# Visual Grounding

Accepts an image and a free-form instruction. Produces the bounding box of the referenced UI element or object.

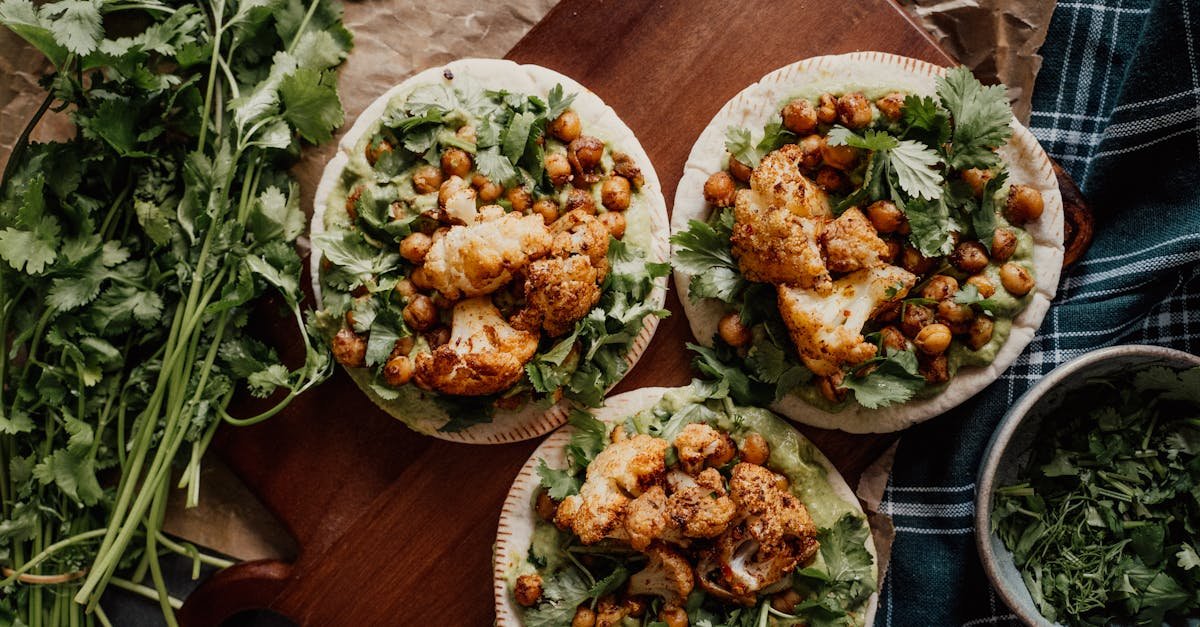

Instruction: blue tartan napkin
[879,0,1200,624]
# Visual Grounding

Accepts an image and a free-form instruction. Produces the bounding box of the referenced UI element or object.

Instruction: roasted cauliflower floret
[422,208,551,299]
[667,470,738,539]
[627,544,695,608]
[550,208,610,269]
[412,296,538,395]
[625,485,670,551]
[750,144,833,218]
[731,191,831,293]
[437,175,477,224]
[777,263,916,375]
[555,434,668,544]
[728,463,817,554]
[820,206,889,273]
[674,423,736,475]
[511,255,601,337]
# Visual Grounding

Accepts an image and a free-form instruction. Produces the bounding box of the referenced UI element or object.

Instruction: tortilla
[492,386,880,626]
[312,59,670,444]
[671,52,1064,434]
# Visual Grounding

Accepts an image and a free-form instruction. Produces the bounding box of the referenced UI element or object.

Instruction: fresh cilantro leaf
[0,0,69,67]
[78,99,151,157]
[545,84,575,121]
[953,283,1000,317]
[724,127,759,167]
[566,410,606,470]
[32,449,104,506]
[248,185,304,243]
[588,565,629,598]
[280,67,345,144]
[524,568,590,627]
[39,0,102,56]
[536,458,581,500]
[826,126,898,151]
[900,94,950,145]
[902,196,955,256]
[246,364,291,398]
[671,209,746,303]
[689,342,772,406]
[475,145,519,187]
[829,126,943,200]
[937,66,1013,170]
[796,513,877,618]
[972,169,1008,249]
[435,394,497,432]
[744,339,810,401]
[839,349,925,408]
[502,110,538,163]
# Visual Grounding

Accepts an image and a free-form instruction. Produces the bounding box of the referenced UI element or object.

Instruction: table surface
[181,1,955,625]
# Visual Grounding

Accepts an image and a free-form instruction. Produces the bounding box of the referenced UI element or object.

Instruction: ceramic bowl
[975,344,1200,625]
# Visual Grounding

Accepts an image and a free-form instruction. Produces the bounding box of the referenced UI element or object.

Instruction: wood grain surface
[179,1,1019,625]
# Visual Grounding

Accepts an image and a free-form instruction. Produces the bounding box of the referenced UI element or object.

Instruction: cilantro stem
[0,529,106,586]
[145,480,179,626]
[107,576,183,610]
[197,0,226,152]
[286,0,322,54]
[154,531,234,570]
[0,87,55,190]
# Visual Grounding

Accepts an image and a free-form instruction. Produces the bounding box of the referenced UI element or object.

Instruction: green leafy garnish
[838,349,926,409]
[670,208,746,303]
[937,66,1013,170]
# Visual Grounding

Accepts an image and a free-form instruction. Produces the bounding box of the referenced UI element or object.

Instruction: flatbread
[311,59,670,444]
[492,387,880,626]
[671,52,1064,434]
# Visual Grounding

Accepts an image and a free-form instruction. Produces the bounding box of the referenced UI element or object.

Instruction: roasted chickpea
[817,375,848,403]
[402,294,438,331]
[880,325,908,352]
[440,147,472,178]
[781,98,818,134]
[599,211,626,238]
[914,323,952,355]
[430,291,455,311]
[740,432,770,465]
[399,232,432,264]
[411,165,443,194]
[921,275,959,301]
[965,316,995,351]
[506,186,532,213]
[572,606,597,627]
[991,228,1018,261]
[728,155,753,182]
[344,186,363,220]
[900,303,934,338]
[999,263,1035,296]
[623,596,647,618]
[961,168,993,198]
[874,300,901,323]
[545,152,572,186]
[365,139,392,166]
[876,91,906,120]
[938,300,976,334]
[455,124,476,144]
[797,134,824,169]
[900,245,937,275]
[771,589,803,613]
[514,574,542,607]
[565,188,597,214]
[866,200,905,233]
[600,175,632,211]
[471,173,503,203]
[426,325,451,348]
[392,335,415,357]
[658,606,688,627]
[815,166,848,192]
[609,424,627,443]
[883,238,903,263]
[816,93,838,124]
[382,355,414,386]
[950,240,990,274]
[966,275,997,298]
[703,171,737,207]
[392,280,417,303]
[532,198,560,225]
[919,353,950,384]
[331,327,366,367]
[567,135,605,174]
[837,92,873,128]
[718,311,752,347]
[549,109,582,142]
[409,267,433,291]
[1005,184,1044,224]
[820,140,859,171]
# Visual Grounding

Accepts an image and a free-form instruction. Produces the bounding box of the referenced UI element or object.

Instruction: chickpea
[772,589,803,613]
[567,135,605,174]
[999,263,1035,296]
[365,139,392,166]
[919,353,950,384]
[409,267,433,290]
[961,168,993,198]
[921,275,959,301]
[797,134,824,169]
[532,198,560,225]
[876,91,906,120]
[549,109,582,142]
[874,300,901,323]
[599,211,626,238]
[938,300,976,334]
[914,323,952,355]
[781,98,818,134]
[1005,184,1044,224]
[426,325,451,348]
[966,275,997,298]
[900,245,937,275]
[572,606,597,627]
[866,200,905,233]
[506,186,532,213]
[402,294,438,331]
[837,92,873,128]
[331,327,366,367]
[535,489,558,521]
[880,325,908,352]
[740,432,770,465]
[440,147,472,178]
[381,355,414,386]
[718,311,752,347]
[345,186,363,220]
[455,124,476,144]
[431,291,455,311]
[965,316,995,351]
[815,166,848,192]
[600,175,632,211]
[394,278,418,299]
[883,238,903,263]
[565,188,597,214]
[950,240,990,274]
[820,140,859,171]
[991,228,1018,261]
[900,303,934,338]
[403,164,440,195]
[609,424,627,443]
[471,174,503,203]
[816,93,838,124]
[392,336,415,357]
[545,152,572,186]
[703,171,737,207]
[623,596,647,618]
[399,232,432,264]
[817,375,848,403]
[728,155,753,182]
[658,606,688,627]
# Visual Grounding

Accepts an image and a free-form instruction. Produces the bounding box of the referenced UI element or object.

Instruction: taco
[494,385,879,626]
[671,52,1064,433]
[311,59,670,442]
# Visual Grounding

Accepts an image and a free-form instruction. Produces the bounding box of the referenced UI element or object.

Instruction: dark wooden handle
[1053,161,1096,267]
[177,560,293,627]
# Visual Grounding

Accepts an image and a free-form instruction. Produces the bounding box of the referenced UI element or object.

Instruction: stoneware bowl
[975,344,1200,625]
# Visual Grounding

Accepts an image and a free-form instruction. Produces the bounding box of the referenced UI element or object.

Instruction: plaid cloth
[880,0,1200,624]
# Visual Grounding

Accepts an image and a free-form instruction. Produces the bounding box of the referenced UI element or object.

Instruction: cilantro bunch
[994,366,1200,625]
[0,1,350,624]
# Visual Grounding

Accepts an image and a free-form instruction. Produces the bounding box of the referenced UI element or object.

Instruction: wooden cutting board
[180,1,1079,625]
